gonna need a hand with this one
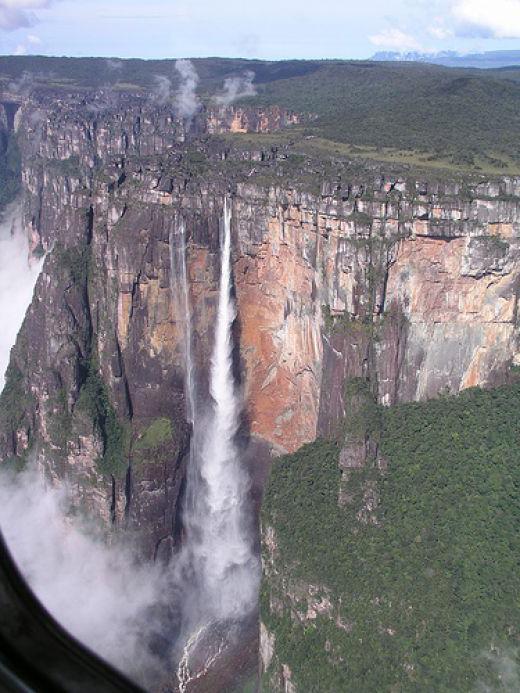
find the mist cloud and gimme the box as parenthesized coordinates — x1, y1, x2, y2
(0, 466, 171, 685)
(475, 647, 520, 692)
(174, 59, 200, 119)
(105, 57, 122, 72)
(7, 70, 35, 96)
(0, 201, 42, 390)
(213, 70, 256, 107)
(151, 61, 201, 115)
(152, 74, 172, 105)
(169, 206, 260, 689)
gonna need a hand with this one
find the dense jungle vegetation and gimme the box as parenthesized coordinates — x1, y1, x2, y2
(262, 383, 520, 692)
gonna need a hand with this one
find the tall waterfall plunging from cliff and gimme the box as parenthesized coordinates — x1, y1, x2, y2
(179, 199, 259, 623)
(173, 200, 259, 688)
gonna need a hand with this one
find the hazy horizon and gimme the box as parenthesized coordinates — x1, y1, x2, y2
(0, 0, 519, 62)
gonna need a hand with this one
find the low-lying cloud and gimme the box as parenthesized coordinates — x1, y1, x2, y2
(150, 61, 201, 117)
(7, 70, 36, 96)
(0, 467, 171, 686)
(475, 647, 520, 692)
(152, 74, 172, 105)
(213, 70, 256, 106)
(105, 57, 122, 72)
(174, 59, 200, 119)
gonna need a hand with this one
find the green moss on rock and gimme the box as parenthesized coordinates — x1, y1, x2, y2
(54, 243, 91, 285)
(132, 417, 175, 467)
(0, 363, 29, 430)
(0, 132, 21, 211)
(134, 417, 173, 452)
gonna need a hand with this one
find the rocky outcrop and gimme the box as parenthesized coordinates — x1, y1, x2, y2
(206, 105, 302, 134)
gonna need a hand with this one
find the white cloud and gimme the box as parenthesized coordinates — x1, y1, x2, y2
(369, 27, 422, 51)
(151, 74, 171, 105)
(0, 202, 42, 390)
(213, 70, 256, 106)
(428, 21, 453, 39)
(174, 58, 200, 119)
(12, 32, 42, 53)
(0, 0, 54, 32)
(2, 1, 51, 6)
(0, 467, 169, 686)
(452, 0, 520, 38)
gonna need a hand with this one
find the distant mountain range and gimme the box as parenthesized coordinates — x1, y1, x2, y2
(371, 50, 520, 69)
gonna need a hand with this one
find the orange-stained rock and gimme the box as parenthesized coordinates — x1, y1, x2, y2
(230, 190, 520, 448)
(205, 105, 302, 135)
(235, 211, 322, 453)
(385, 236, 516, 323)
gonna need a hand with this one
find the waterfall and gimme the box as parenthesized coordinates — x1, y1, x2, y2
(170, 218, 196, 424)
(189, 197, 258, 620)
(174, 199, 259, 685)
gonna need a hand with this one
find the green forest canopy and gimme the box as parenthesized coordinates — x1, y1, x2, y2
(263, 382, 520, 692)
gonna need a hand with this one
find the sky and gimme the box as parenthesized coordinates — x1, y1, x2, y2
(0, 0, 519, 60)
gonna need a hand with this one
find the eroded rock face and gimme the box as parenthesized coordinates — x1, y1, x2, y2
(0, 90, 310, 556)
(234, 191, 323, 453)
(232, 183, 520, 452)
(1, 88, 520, 551)
(205, 105, 302, 134)
(384, 235, 519, 401)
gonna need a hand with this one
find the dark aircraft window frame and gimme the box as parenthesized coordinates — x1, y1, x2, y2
(0, 532, 142, 692)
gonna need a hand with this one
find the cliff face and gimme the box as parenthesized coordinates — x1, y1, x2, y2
(0, 91, 308, 558)
(1, 89, 520, 556)
(234, 180, 520, 452)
